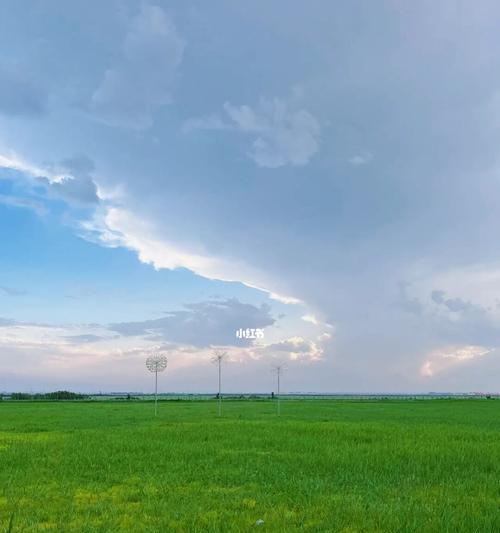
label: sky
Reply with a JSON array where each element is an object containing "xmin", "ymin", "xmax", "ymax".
[{"xmin": 1, "ymin": 1, "xmax": 500, "ymax": 393}]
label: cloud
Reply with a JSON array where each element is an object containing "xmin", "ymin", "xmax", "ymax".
[
  {"xmin": 256, "ymin": 336, "xmax": 324, "ymax": 361},
  {"xmin": 90, "ymin": 5, "xmax": 185, "ymax": 129},
  {"xmin": 185, "ymin": 95, "xmax": 321, "ymax": 168},
  {"xmin": 225, "ymin": 98, "xmax": 320, "ymax": 167},
  {"xmin": 428, "ymin": 288, "xmax": 489, "ymax": 321},
  {"xmin": 43, "ymin": 155, "xmax": 99, "ymax": 205},
  {"xmin": 0, "ymin": 150, "xmax": 99, "ymax": 206},
  {"xmin": 181, "ymin": 114, "xmax": 230, "ymax": 134},
  {"xmin": 0, "ymin": 286, "xmax": 27, "ymax": 297},
  {"xmin": 6, "ymin": 1, "xmax": 500, "ymax": 392},
  {"xmin": 431, "ymin": 290, "xmax": 446, "ymax": 305},
  {"xmin": 0, "ymin": 152, "xmax": 56, "ymax": 180},
  {"xmin": 398, "ymin": 280, "xmax": 500, "ymax": 352},
  {"xmin": 0, "ymin": 64, "xmax": 46, "ymax": 117},
  {"xmin": 0, "ymin": 320, "xmax": 116, "ymax": 348},
  {"xmin": 109, "ymin": 298, "xmax": 275, "ymax": 348},
  {"xmin": 398, "ymin": 282, "xmax": 423, "ymax": 316},
  {"xmin": 0, "ymin": 311, "xmax": 323, "ymax": 392},
  {"xmin": 0, "ymin": 194, "xmax": 48, "ymax": 216},
  {"xmin": 443, "ymin": 297, "xmax": 475, "ymax": 313},
  {"xmin": 0, "ymin": 323, "xmax": 168, "ymax": 392},
  {"xmin": 420, "ymin": 345, "xmax": 492, "ymax": 377},
  {"xmin": 431, "ymin": 290, "xmax": 478, "ymax": 313},
  {"xmin": 81, "ymin": 206, "xmax": 300, "ymax": 305},
  {"xmin": 301, "ymin": 314, "xmax": 318, "ymax": 325},
  {"xmin": 63, "ymin": 334, "xmax": 108, "ymax": 344},
  {"xmin": 348, "ymin": 152, "xmax": 373, "ymax": 166}
]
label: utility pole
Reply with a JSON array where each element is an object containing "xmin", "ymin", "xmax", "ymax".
[
  {"xmin": 155, "ymin": 368, "xmax": 158, "ymax": 416},
  {"xmin": 272, "ymin": 363, "xmax": 286, "ymax": 416},
  {"xmin": 212, "ymin": 351, "xmax": 227, "ymax": 417}
]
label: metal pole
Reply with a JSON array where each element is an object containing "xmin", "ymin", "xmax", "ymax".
[
  {"xmin": 155, "ymin": 369, "xmax": 158, "ymax": 416},
  {"xmin": 277, "ymin": 367, "xmax": 281, "ymax": 416},
  {"xmin": 218, "ymin": 359, "xmax": 222, "ymax": 417}
]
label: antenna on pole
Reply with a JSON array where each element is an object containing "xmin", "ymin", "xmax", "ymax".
[
  {"xmin": 272, "ymin": 363, "xmax": 287, "ymax": 416},
  {"xmin": 211, "ymin": 350, "xmax": 227, "ymax": 417},
  {"xmin": 146, "ymin": 354, "xmax": 168, "ymax": 416}
]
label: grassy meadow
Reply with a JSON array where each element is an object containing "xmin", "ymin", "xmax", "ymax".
[{"xmin": 0, "ymin": 399, "xmax": 499, "ymax": 532}]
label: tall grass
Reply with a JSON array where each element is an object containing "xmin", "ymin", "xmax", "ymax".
[{"xmin": 0, "ymin": 400, "xmax": 499, "ymax": 531}]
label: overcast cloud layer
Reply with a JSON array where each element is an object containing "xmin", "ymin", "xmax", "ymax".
[{"xmin": 1, "ymin": 1, "xmax": 500, "ymax": 392}]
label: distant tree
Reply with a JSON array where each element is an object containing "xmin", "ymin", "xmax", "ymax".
[
  {"xmin": 45, "ymin": 391, "xmax": 87, "ymax": 400},
  {"xmin": 10, "ymin": 391, "xmax": 88, "ymax": 400},
  {"xmin": 11, "ymin": 393, "xmax": 32, "ymax": 400}
]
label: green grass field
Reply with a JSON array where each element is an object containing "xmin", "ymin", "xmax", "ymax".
[{"xmin": 0, "ymin": 399, "xmax": 499, "ymax": 532}]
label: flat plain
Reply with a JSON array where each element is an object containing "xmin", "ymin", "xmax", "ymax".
[{"xmin": 0, "ymin": 399, "xmax": 499, "ymax": 532}]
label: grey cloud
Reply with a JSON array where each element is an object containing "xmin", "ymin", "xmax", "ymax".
[
  {"xmin": 92, "ymin": 2, "xmax": 500, "ymax": 388},
  {"xmin": 59, "ymin": 155, "xmax": 98, "ymax": 203},
  {"xmin": 431, "ymin": 290, "xmax": 446, "ymax": 305},
  {"xmin": 432, "ymin": 290, "xmax": 480, "ymax": 314},
  {"xmin": 443, "ymin": 298, "xmax": 475, "ymax": 313},
  {"xmin": 0, "ymin": 150, "xmax": 99, "ymax": 207},
  {"xmin": 0, "ymin": 65, "xmax": 46, "ymax": 117},
  {"xmin": 185, "ymin": 96, "xmax": 321, "ymax": 168},
  {"xmin": 37, "ymin": 155, "xmax": 99, "ymax": 205},
  {"xmin": 90, "ymin": 5, "xmax": 185, "ymax": 129},
  {"xmin": 398, "ymin": 283, "xmax": 423, "ymax": 316},
  {"xmin": 47, "ymin": 177, "xmax": 98, "ymax": 205},
  {"xmin": 224, "ymin": 99, "xmax": 321, "ymax": 168},
  {"xmin": 397, "ymin": 290, "xmax": 500, "ymax": 347},
  {"xmin": 109, "ymin": 298, "xmax": 275, "ymax": 348},
  {"xmin": 181, "ymin": 114, "xmax": 231, "ymax": 134},
  {"xmin": 6, "ymin": 1, "xmax": 500, "ymax": 391},
  {"xmin": 63, "ymin": 334, "xmax": 107, "ymax": 344},
  {"xmin": 0, "ymin": 194, "xmax": 48, "ymax": 216},
  {"xmin": 0, "ymin": 286, "xmax": 27, "ymax": 297}
]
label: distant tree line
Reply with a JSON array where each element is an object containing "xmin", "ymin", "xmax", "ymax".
[{"xmin": 9, "ymin": 390, "xmax": 88, "ymax": 400}]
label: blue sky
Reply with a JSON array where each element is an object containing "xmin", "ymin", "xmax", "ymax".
[{"xmin": 2, "ymin": 1, "xmax": 500, "ymax": 393}]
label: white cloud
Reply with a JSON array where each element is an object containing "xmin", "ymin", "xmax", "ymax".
[
  {"xmin": 0, "ymin": 150, "xmax": 63, "ymax": 181},
  {"xmin": 90, "ymin": 5, "xmax": 185, "ymax": 129},
  {"xmin": 348, "ymin": 152, "xmax": 373, "ymax": 166},
  {"xmin": 302, "ymin": 314, "xmax": 319, "ymax": 325},
  {"xmin": 256, "ymin": 335, "xmax": 324, "ymax": 361},
  {"xmin": 0, "ymin": 321, "xmax": 114, "ymax": 349},
  {"xmin": 0, "ymin": 194, "xmax": 48, "ymax": 216},
  {"xmin": 181, "ymin": 114, "xmax": 230, "ymax": 134},
  {"xmin": 1, "ymin": 147, "xmax": 304, "ymax": 306},
  {"xmin": 225, "ymin": 98, "xmax": 320, "ymax": 167},
  {"xmin": 269, "ymin": 292, "xmax": 301, "ymax": 305},
  {"xmin": 0, "ymin": 315, "xmax": 324, "ymax": 391},
  {"xmin": 0, "ymin": 324, "xmax": 169, "ymax": 392},
  {"xmin": 420, "ymin": 345, "xmax": 492, "ymax": 377},
  {"xmin": 81, "ymin": 206, "xmax": 301, "ymax": 305},
  {"xmin": 184, "ymin": 95, "xmax": 321, "ymax": 168}
]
